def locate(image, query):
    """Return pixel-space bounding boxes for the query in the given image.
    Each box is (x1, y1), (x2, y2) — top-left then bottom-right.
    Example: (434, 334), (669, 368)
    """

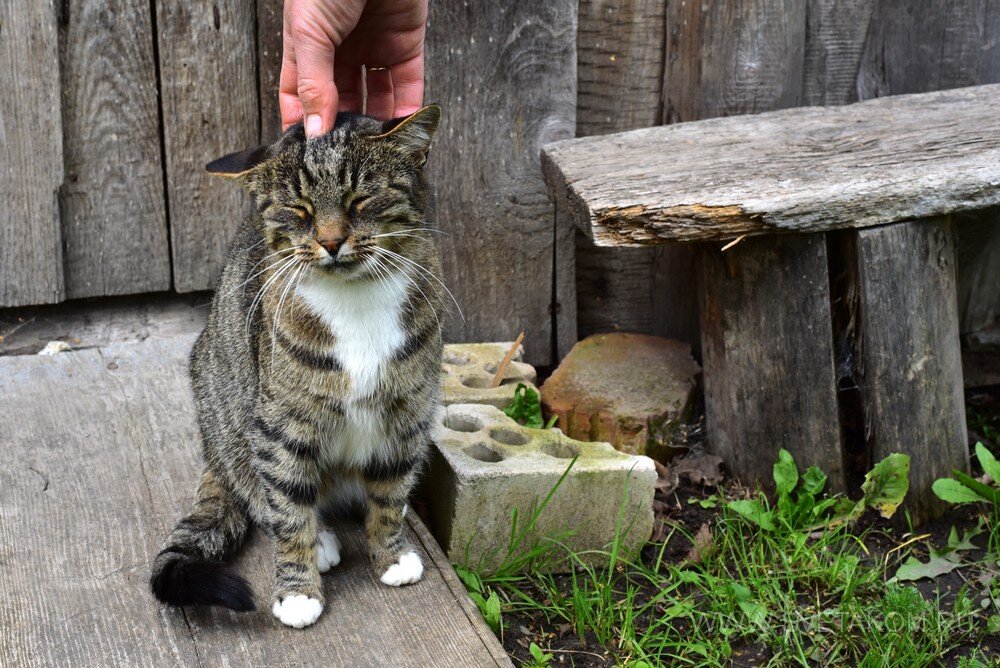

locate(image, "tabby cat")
(150, 105), (445, 629)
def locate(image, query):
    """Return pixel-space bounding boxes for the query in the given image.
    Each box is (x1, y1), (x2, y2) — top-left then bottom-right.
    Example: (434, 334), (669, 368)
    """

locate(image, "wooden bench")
(542, 84), (1000, 523)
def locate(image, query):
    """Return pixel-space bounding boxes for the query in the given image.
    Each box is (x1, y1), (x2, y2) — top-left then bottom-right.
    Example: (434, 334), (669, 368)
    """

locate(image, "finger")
(279, 26), (304, 130)
(292, 25), (339, 137)
(365, 67), (394, 120)
(390, 53), (425, 117)
(334, 63), (363, 113)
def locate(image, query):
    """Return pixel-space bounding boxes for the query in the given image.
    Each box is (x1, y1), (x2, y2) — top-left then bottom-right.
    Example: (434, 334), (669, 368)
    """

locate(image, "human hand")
(280, 0), (428, 136)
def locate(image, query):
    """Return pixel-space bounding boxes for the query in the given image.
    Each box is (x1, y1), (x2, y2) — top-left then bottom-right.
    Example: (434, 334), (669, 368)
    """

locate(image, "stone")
(421, 404), (656, 572)
(441, 342), (537, 409)
(540, 333), (700, 459)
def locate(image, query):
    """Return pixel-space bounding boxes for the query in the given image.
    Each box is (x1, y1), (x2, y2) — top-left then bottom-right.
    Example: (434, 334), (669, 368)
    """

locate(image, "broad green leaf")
(455, 566), (482, 594)
(933, 478), (989, 504)
(861, 453), (910, 518)
(773, 449), (799, 497)
(952, 470), (1000, 504)
(801, 466), (828, 496)
(502, 383), (544, 429)
(976, 442), (1000, 484)
(892, 553), (963, 582)
(931, 478), (986, 503)
(727, 500), (776, 531)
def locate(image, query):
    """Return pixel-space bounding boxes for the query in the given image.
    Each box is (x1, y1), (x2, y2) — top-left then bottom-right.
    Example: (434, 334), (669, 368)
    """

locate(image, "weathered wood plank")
(698, 234), (843, 490)
(802, 0), (875, 105)
(854, 218), (968, 523)
(663, 0), (806, 123)
(857, 0), (1000, 99)
(58, 0), (171, 299)
(0, 1), (64, 306)
(554, 208), (578, 361)
(0, 335), (509, 666)
(156, 0), (260, 293)
(542, 85), (1000, 246)
(424, 1), (576, 366)
(256, 0), (283, 143)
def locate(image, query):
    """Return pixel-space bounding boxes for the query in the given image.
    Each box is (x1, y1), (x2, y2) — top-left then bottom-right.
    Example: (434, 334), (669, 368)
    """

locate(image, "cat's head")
(207, 105), (441, 280)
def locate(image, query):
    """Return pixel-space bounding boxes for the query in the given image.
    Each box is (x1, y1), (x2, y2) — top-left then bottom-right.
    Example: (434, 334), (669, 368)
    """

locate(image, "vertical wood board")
(0, 1), (64, 307)
(156, 0), (260, 293)
(664, 0), (806, 123)
(802, 0), (875, 105)
(424, 1), (577, 366)
(857, 0), (1000, 98)
(58, 0), (171, 299)
(855, 219), (968, 523)
(956, 208), (1000, 335)
(698, 234), (843, 490)
(257, 0), (284, 143)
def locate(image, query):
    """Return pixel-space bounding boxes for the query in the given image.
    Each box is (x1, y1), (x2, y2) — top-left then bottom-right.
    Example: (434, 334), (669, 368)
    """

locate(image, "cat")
(150, 105), (445, 629)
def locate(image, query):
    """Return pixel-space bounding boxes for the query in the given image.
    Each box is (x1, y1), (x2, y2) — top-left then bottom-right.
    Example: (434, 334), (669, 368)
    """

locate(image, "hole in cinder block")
(489, 427), (530, 446)
(443, 414), (483, 432)
(541, 442), (579, 459)
(459, 375), (492, 389)
(443, 350), (471, 365)
(464, 443), (503, 463)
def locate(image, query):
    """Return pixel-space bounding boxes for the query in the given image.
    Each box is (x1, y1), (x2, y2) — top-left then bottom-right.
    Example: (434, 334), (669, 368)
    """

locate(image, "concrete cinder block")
(422, 404), (656, 572)
(441, 342), (537, 409)
(540, 333), (701, 459)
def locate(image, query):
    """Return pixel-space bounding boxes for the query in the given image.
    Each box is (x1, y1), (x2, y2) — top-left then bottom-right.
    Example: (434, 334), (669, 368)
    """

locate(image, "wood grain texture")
(857, 0), (1000, 99)
(424, 0), (576, 366)
(855, 219), (968, 523)
(256, 0), (283, 143)
(542, 85), (1000, 246)
(663, 0), (806, 123)
(573, 0), (692, 345)
(802, 0), (875, 105)
(554, 208), (578, 361)
(0, 335), (509, 667)
(698, 234), (843, 491)
(0, 1), (64, 307)
(58, 0), (171, 299)
(156, 0), (260, 293)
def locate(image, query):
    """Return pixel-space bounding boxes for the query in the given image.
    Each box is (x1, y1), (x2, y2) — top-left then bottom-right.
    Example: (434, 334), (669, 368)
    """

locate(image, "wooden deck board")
(0, 334), (508, 667)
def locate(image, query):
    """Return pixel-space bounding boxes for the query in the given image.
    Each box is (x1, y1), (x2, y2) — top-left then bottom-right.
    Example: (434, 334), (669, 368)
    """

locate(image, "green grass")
(457, 456), (994, 667)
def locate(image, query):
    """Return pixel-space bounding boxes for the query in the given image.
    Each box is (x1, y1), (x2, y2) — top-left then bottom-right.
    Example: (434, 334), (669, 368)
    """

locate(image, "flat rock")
(540, 333), (700, 458)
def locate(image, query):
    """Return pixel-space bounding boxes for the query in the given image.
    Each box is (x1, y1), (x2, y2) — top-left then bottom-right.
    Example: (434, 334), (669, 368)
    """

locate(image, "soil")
(497, 387), (1000, 667)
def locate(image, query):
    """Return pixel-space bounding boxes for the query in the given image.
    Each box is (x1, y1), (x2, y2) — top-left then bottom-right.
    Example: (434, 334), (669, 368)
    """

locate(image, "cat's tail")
(149, 470), (254, 611)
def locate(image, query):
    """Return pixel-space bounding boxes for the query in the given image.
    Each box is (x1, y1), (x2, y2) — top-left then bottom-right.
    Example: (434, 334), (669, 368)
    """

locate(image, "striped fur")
(151, 107), (445, 627)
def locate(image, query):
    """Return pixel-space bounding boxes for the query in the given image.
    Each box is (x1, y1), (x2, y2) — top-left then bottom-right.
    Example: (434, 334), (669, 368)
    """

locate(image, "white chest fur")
(296, 270), (408, 399)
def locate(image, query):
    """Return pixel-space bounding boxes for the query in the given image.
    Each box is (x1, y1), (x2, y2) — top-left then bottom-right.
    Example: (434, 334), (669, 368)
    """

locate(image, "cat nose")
(319, 237), (345, 256)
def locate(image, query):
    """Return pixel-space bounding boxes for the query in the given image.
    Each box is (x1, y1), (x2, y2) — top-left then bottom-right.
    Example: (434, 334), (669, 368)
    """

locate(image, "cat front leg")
(252, 415), (325, 628)
(361, 445), (425, 587)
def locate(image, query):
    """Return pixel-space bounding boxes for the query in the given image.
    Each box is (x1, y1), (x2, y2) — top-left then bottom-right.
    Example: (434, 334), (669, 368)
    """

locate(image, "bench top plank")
(541, 84), (1000, 246)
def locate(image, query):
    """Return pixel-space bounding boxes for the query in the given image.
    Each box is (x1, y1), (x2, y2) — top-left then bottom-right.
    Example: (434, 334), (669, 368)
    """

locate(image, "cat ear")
(376, 104), (442, 166)
(205, 144), (270, 179)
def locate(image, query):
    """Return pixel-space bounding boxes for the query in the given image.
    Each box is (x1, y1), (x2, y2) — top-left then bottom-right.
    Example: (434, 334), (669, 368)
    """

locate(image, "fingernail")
(305, 115), (322, 138)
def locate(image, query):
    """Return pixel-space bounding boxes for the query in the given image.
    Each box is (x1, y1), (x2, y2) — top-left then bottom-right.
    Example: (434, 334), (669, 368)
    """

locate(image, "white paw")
(316, 530), (341, 573)
(271, 594), (323, 629)
(379, 550), (424, 587)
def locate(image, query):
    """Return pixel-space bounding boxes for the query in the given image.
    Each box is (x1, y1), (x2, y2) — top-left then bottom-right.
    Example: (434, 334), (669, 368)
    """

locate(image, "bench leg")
(697, 234), (844, 492)
(852, 217), (968, 523)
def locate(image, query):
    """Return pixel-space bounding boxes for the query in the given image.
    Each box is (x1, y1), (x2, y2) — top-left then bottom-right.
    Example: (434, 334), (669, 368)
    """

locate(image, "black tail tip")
(151, 552), (255, 612)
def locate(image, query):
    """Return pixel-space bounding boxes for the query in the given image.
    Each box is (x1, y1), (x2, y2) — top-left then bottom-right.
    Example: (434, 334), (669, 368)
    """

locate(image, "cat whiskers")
(271, 261), (308, 365)
(369, 245), (465, 323)
(366, 251), (444, 337)
(244, 254), (303, 338)
(236, 246), (303, 293)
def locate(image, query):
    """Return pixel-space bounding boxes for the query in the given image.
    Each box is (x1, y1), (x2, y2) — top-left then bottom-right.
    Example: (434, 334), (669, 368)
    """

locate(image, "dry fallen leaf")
(675, 454), (725, 487)
(684, 523), (714, 564)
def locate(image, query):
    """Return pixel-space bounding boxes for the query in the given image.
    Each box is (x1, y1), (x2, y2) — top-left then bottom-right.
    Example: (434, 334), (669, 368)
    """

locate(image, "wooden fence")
(1, 0), (997, 367)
